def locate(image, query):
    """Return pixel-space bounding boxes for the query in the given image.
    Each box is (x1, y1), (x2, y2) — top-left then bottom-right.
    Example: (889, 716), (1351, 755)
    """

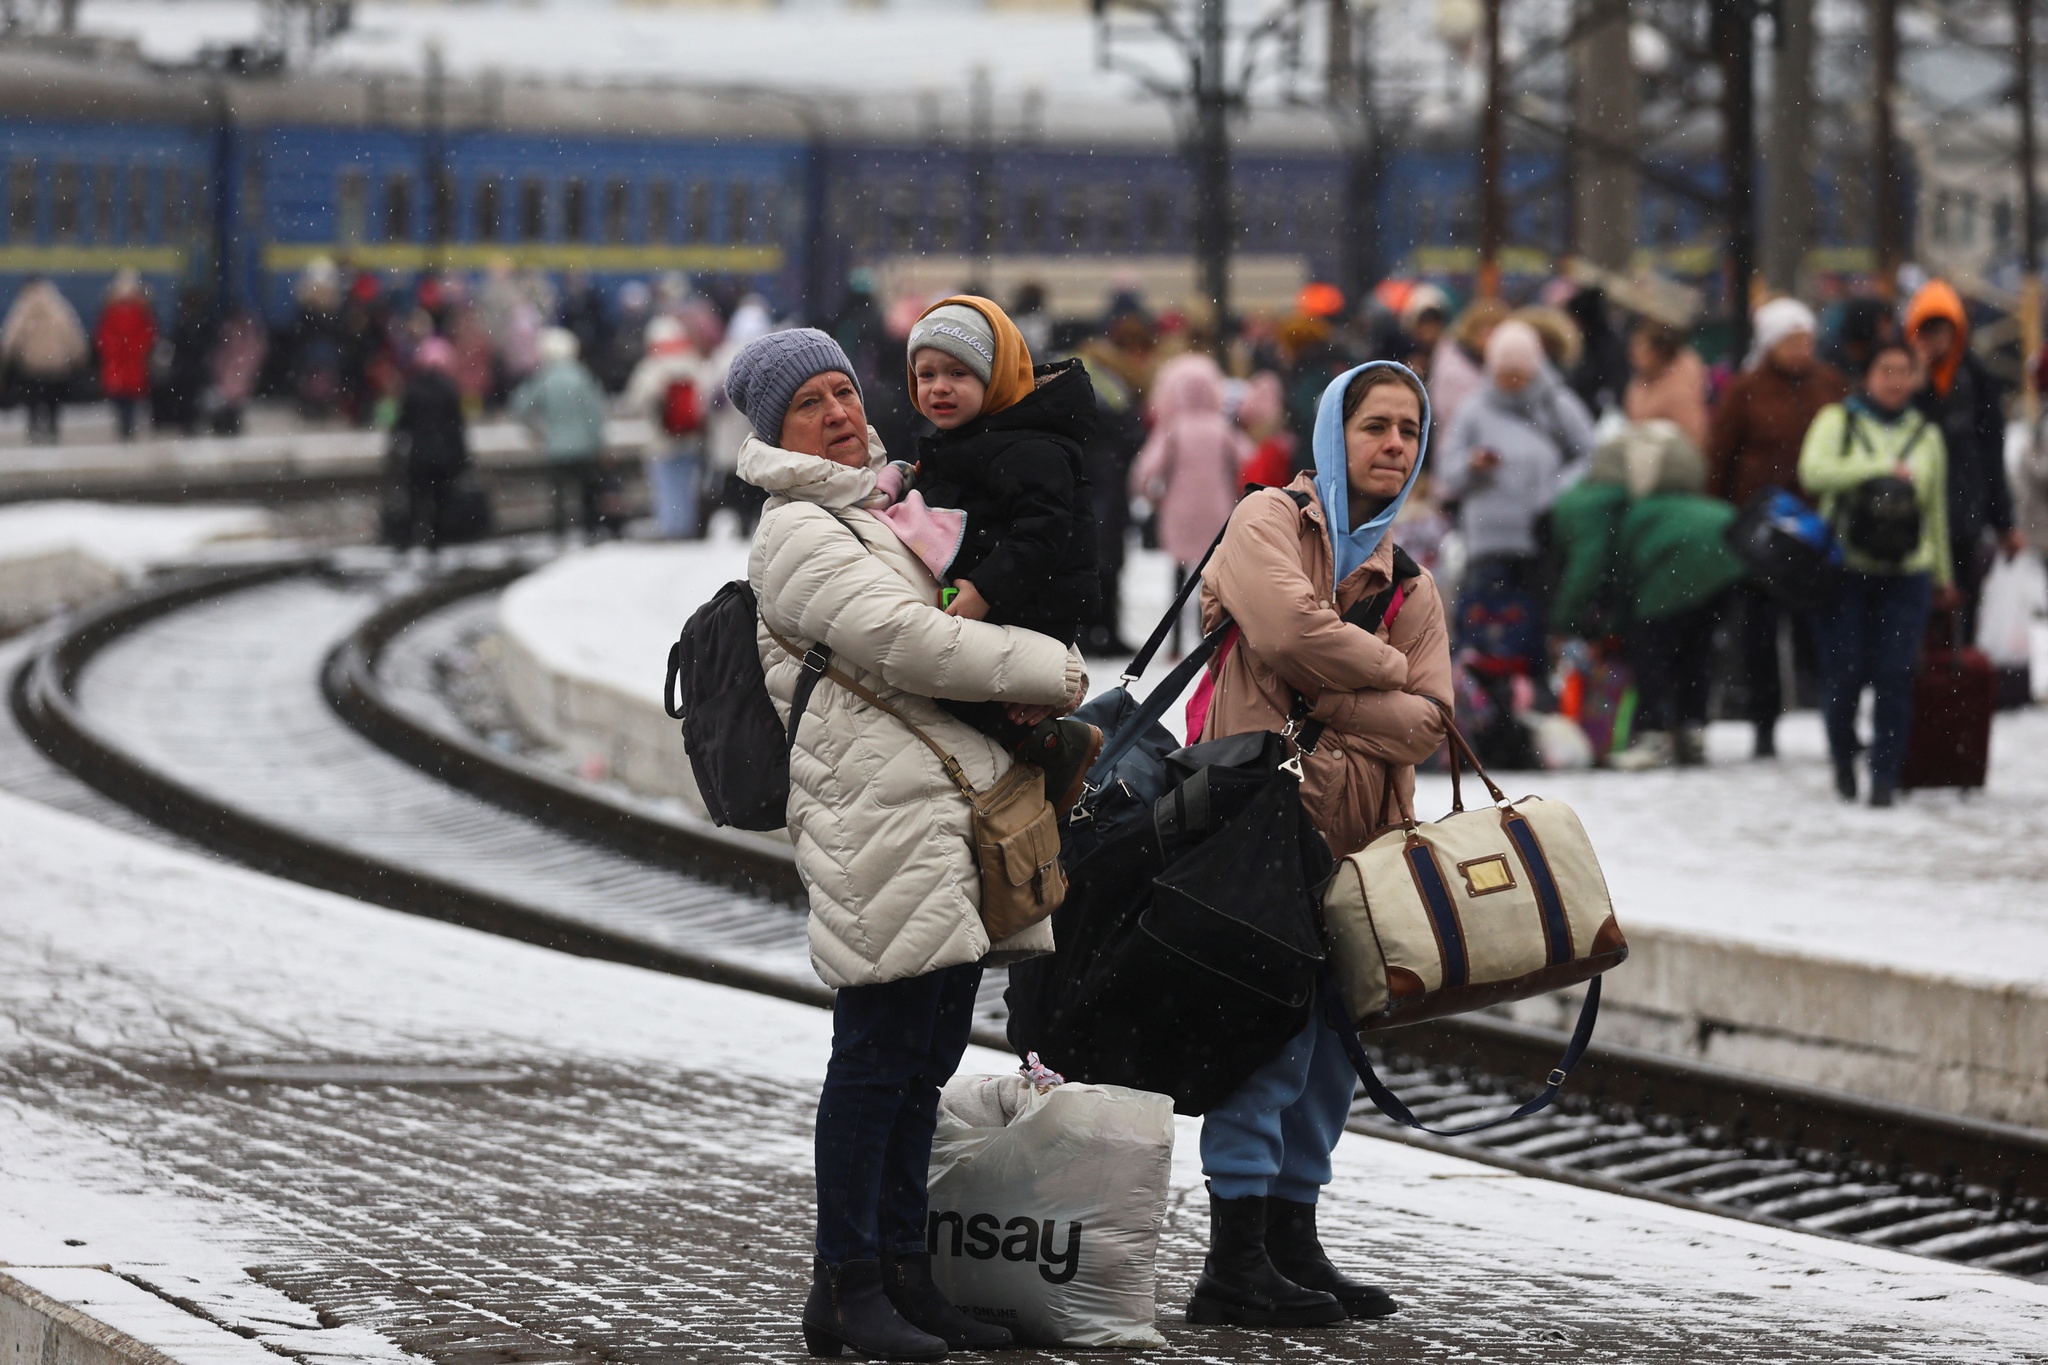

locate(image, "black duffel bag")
(1007, 730), (1332, 1115)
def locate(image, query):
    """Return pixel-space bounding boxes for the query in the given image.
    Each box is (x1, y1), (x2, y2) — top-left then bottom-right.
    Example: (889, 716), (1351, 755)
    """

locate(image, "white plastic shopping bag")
(1975, 552), (2048, 667)
(925, 1066), (1175, 1348)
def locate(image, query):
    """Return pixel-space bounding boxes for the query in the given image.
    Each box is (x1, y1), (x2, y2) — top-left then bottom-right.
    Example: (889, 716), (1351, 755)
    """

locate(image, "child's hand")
(944, 579), (990, 620)
(1006, 703), (1057, 726)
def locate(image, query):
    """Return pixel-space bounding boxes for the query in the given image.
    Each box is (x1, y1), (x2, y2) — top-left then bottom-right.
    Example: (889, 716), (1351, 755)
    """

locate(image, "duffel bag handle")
(1326, 968), (1603, 1137)
(1389, 699), (1509, 829)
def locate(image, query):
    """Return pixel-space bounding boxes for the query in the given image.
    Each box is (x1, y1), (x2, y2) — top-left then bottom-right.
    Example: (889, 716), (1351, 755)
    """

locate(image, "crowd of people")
(5, 257), (2044, 805)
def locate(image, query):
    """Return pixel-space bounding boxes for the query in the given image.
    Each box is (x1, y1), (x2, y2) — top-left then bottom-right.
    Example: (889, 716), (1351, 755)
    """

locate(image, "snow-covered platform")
(0, 500), (277, 627)
(499, 541), (2048, 1128)
(6, 787), (2048, 1363)
(0, 414), (655, 504)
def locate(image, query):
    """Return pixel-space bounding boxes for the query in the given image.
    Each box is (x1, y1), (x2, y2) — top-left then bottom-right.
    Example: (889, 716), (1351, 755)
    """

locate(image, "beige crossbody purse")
(767, 628), (1066, 942)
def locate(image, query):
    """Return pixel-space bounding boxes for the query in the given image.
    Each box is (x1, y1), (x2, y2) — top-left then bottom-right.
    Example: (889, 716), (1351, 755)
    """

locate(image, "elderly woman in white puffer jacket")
(723, 329), (1084, 1363)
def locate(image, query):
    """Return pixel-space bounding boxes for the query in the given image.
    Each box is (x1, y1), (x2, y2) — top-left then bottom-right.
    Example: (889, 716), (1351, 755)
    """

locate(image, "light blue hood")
(1311, 360), (1431, 587)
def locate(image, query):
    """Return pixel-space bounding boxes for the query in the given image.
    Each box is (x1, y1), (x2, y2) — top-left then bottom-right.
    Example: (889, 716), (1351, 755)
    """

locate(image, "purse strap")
(764, 624), (983, 806)
(1325, 968), (1603, 1136)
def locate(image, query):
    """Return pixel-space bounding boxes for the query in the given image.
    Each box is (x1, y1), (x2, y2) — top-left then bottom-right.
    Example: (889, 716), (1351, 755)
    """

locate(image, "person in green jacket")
(1550, 421), (1747, 768)
(1798, 340), (1957, 807)
(510, 327), (612, 541)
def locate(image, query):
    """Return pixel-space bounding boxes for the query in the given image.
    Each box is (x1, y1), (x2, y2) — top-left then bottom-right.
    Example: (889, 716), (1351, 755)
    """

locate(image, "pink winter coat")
(1128, 353), (1253, 567)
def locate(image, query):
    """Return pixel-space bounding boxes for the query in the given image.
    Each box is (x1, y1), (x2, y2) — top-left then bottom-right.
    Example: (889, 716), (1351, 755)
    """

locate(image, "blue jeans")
(646, 444), (702, 539)
(1200, 1014), (1358, 1204)
(815, 963), (982, 1265)
(1813, 570), (1933, 791)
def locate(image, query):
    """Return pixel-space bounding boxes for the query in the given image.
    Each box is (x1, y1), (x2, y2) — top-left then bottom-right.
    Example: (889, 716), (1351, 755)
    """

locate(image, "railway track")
(14, 556), (2048, 1282)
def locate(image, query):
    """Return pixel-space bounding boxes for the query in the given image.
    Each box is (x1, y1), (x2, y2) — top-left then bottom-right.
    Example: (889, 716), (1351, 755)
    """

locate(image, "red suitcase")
(1901, 614), (1996, 791)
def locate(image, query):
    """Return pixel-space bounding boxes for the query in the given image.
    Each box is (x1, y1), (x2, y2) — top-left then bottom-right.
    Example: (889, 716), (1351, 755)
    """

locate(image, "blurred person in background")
(0, 277), (88, 443)
(2023, 350), (2048, 564)
(1564, 286), (1630, 418)
(704, 295), (776, 535)
(206, 308), (268, 437)
(1552, 422), (1746, 770)
(1905, 280), (2020, 622)
(1705, 297), (1848, 757)
(280, 260), (346, 420)
(154, 286), (216, 435)
(1623, 320), (1709, 450)
(511, 327), (612, 543)
(1129, 351), (1255, 655)
(599, 280), (653, 393)
(1236, 370), (1296, 489)
(1068, 334), (1145, 656)
(1800, 339), (1955, 808)
(556, 270), (612, 376)
(1435, 318), (1595, 608)
(1396, 283), (1453, 379)
(1828, 298), (1901, 379)
(95, 270), (155, 441)
(1427, 296), (1510, 435)
(1010, 281), (1053, 357)
(388, 336), (470, 555)
(625, 314), (709, 539)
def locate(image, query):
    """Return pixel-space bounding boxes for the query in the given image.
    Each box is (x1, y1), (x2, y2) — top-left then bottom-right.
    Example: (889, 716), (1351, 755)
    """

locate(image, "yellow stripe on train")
(260, 242), (787, 273)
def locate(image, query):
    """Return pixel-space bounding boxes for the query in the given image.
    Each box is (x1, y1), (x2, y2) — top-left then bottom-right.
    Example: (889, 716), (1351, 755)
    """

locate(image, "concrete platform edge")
(0, 1267), (246, 1365)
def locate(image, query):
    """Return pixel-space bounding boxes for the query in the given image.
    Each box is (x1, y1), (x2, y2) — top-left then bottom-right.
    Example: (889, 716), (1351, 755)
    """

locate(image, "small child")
(902, 295), (1105, 810)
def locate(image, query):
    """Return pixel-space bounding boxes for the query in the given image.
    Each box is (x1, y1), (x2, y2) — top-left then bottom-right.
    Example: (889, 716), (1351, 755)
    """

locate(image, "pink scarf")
(863, 462), (967, 586)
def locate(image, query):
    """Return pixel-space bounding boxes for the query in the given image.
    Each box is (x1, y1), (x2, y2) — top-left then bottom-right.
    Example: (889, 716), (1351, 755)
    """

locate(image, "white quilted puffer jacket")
(742, 431), (1081, 989)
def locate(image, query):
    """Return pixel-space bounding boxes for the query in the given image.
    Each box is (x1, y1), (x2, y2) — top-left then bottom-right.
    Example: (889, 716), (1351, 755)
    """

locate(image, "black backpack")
(1836, 413), (1927, 565)
(663, 579), (832, 831)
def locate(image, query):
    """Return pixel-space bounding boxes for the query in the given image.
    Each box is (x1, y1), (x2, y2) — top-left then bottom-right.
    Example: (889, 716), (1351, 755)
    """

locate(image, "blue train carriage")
(227, 75), (815, 320)
(0, 46), (217, 321)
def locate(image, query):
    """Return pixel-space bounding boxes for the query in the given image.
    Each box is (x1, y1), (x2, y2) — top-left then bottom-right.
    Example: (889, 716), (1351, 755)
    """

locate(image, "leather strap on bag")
(764, 625), (984, 805)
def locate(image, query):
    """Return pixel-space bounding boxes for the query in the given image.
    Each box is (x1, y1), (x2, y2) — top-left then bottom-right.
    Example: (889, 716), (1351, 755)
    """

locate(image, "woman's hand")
(1468, 447), (1503, 474)
(1006, 703), (1058, 727)
(1933, 584), (1965, 613)
(944, 579), (990, 620)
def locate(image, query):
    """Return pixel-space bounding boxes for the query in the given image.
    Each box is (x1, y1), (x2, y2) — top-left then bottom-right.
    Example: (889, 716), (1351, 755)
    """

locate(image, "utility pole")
(2016, 0), (2041, 424)
(1872, 0), (1903, 297)
(968, 66), (996, 281)
(1763, 0), (1815, 295)
(1479, 0), (1506, 298)
(1570, 0), (1636, 274)
(1192, 0), (1232, 348)
(1716, 0), (1759, 361)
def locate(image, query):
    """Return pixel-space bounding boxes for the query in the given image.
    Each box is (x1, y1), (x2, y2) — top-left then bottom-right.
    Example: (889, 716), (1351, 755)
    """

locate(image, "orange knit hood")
(1904, 279), (1968, 398)
(907, 294), (1036, 419)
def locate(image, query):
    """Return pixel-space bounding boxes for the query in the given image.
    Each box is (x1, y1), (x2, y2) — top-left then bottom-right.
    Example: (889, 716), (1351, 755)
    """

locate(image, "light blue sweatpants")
(1200, 1013), (1359, 1204)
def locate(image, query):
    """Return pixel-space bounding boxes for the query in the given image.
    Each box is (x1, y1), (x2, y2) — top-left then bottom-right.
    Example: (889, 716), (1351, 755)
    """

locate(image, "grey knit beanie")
(724, 327), (862, 443)
(907, 303), (997, 384)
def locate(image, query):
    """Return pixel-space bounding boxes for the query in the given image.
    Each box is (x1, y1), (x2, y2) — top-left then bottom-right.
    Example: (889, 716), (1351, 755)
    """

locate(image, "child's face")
(913, 349), (987, 430)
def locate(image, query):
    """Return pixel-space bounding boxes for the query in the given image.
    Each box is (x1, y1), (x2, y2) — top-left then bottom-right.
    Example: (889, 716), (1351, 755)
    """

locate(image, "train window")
(727, 183), (751, 243)
(8, 163), (34, 241)
(884, 185), (918, 252)
(646, 181), (671, 243)
(163, 173), (184, 239)
(337, 170), (367, 244)
(1015, 188), (1046, 251)
(1098, 187), (1130, 250)
(686, 181), (711, 243)
(840, 183), (876, 251)
(428, 170), (457, 242)
(563, 178), (588, 241)
(1058, 188), (1088, 248)
(930, 186), (962, 252)
(1142, 188), (1173, 249)
(604, 178), (630, 245)
(127, 166), (150, 239)
(758, 182), (783, 240)
(383, 173), (413, 241)
(519, 178), (547, 241)
(50, 164), (80, 241)
(89, 166), (114, 242)
(474, 177), (502, 241)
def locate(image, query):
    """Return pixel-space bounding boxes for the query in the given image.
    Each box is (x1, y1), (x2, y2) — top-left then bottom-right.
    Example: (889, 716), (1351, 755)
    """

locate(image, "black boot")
(802, 1259), (948, 1360)
(1264, 1197), (1400, 1319)
(1185, 1190), (1346, 1328)
(1833, 757), (1858, 802)
(881, 1252), (1012, 1352)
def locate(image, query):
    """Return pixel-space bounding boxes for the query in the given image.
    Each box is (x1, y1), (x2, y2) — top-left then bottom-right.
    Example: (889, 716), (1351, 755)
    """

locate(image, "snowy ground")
(503, 537), (2048, 995)
(6, 787), (2048, 1362)
(0, 500), (275, 575)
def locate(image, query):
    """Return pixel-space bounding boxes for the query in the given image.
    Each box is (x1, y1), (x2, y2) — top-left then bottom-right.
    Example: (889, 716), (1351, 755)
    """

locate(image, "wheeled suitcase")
(1901, 614), (1995, 791)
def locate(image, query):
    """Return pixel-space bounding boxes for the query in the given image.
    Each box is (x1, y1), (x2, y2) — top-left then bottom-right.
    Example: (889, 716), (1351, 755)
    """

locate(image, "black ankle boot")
(802, 1258), (948, 1360)
(1264, 1197), (1400, 1319)
(1185, 1191), (1345, 1328)
(881, 1252), (1012, 1351)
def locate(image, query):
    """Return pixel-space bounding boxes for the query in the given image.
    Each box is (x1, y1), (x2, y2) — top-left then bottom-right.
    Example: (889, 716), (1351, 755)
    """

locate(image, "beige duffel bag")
(1325, 720), (1627, 1029)
(1317, 716), (1627, 1134)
